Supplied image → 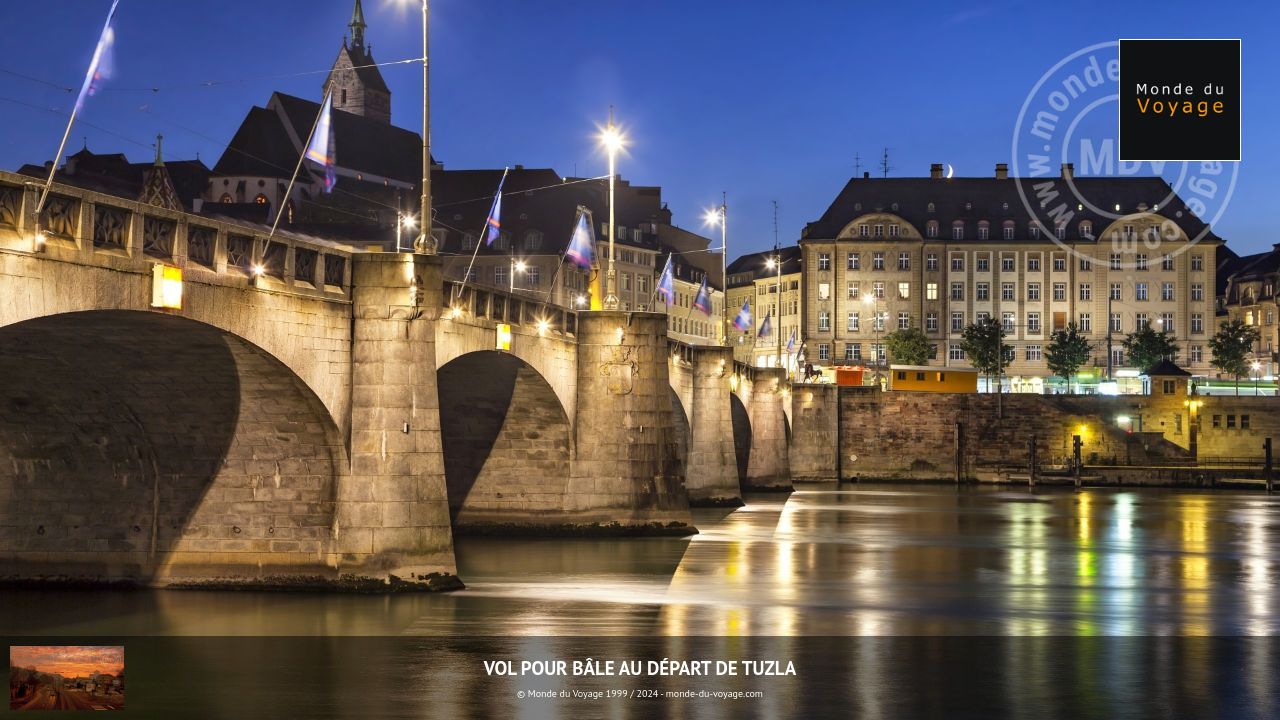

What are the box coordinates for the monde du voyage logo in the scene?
[1120,39,1241,162]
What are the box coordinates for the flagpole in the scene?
[269,87,333,241]
[35,0,120,219]
[457,167,508,305]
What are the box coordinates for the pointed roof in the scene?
[1142,359,1191,377]
[349,0,367,49]
[138,135,184,211]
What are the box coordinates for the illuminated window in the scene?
[254,194,268,204]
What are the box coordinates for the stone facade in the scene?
[670,345,741,505]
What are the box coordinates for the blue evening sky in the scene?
[2,1,1276,255]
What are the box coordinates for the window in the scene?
[847,252,860,270]
[1053,257,1066,272]
[977,283,990,301]
[1053,283,1066,301]
[1080,257,1092,271]
[1028,283,1041,301]
[527,266,541,286]
[1056,224,1067,240]
[927,221,939,238]
[1003,225,1015,240]
[1002,257,1015,272]
[977,312,991,324]
[898,282,910,300]
[1137,312,1149,329]
[817,252,831,271]
[874,281,885,299]
[1212,414,1222,428]
[889,224,900,237]
[1227,415,1236,429]
[1110,313,1122,333]
[1078,313,1092,332]
[495,266,508,286]
[873,252,885,271]
[1163,379,1176,395]
[1136,253,1148,271]
[847,312,860,332]
[1191,310,1204,332]
[621,273,631,292]
[638,275,649,295]
[1162,282,1174,301]
[952,222,965,240]
[1191,283,1204,301]
[1242,415,1251,429]
[978,257,990,272]
[1026,345,1042,361]
[1029,225,1041,240]
[951,312,964,332]
[1079,221,1093,238]
[818,311,830,331]
[1110,253,1122,270]
[1079,283,1091,301]
[819,343,830,361]
[949,344,967,361]
[951,256,964,271]
[926,312,939,331]
[847,281,860,299]
[1191,345,1203,363]
[872,344,886,363]
[874,224,884,237]
[873,313,886,332]
[1191,255,1204,271]
[1135,282,1148,301]
[1028,257,1041,271]
[1002,283,1015,301]
[927,253,939,270]
[859,225,870,238]
[845,343,861,361]
[1002,312,1015,332]
[1160,312,1174,333]
[1162,255,1175,271]
[978,224,990,240]
[926,283,938,300]
[1110,283,1122,301]
[898,312,910,329]
[818,282,831,300]
[951,283,964,300]
[1112,348,1126,367]
[1027,313,1041,333]
[898,252,910,270]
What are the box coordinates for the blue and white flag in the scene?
[656,256,674,306]
[732,301,752,332]
[304,93,336,193]
[566,210,595,269]
[757,310,772,339]
[692,276,712,315]
[483,174,506,245]
[786,329,796,352]
[74,0,121,113]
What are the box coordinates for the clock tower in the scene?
[323,0,392,124]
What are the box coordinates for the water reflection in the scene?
[4,485,1280,638]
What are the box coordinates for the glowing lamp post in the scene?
[599,116,626,311]
[704,201,727,344]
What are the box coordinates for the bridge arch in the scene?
[436,350,572,530]
[730,393,752,485]
[0,310,346,583]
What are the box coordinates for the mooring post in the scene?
[1073,434,1083,489]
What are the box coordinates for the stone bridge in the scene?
[0,172,790,591]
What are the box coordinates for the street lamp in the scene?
[511,259,526,293]
[704,200,728,344]
[392,0,434,251]
[1252,360,1262,396]
[598,113,626,311]
[766,255,783,371]
[862,292,883,386]
[396,212,417,252]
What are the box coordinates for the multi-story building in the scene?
[725,247,802,370]
[1219,243,1280,379]
[799,163,1224,391]
[659,249,724,346]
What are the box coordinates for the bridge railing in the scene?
[443,279,577,336]
[0,171,354,300]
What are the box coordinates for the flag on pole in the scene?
[566,210,595,269]
[656,256,674,306]
[732,301,752,332]
[304,93,336,193]
[483,174,506,245]
[692,276,712,315]
[757,310,772,339]
[74,0,121,113]
[786,329,796,353]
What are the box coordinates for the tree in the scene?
[1209,318,1261,395]
[960,318,1012,384]
[1122,324,1179,373]
[884,327,931,366]
[1045,322,1093,391]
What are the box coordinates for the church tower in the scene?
[323,0,392,123]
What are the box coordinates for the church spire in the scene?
[349,0,367,49]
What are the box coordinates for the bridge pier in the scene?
[338,254,460,589]
[563,312,694,534]
[745,368,793,492]
[683,346,742,506]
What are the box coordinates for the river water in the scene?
[6,484,1280,718]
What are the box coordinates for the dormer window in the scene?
[926,220,938,238]
[952,221,964,240]
[1079,220,1093,238]
[927,202,936,213]
[1002,220,1015,240]
[977,221,990,240]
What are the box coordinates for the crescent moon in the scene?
[945,164,954,179]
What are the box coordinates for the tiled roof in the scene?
[726,246,802,287]
[15,147,210,211]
